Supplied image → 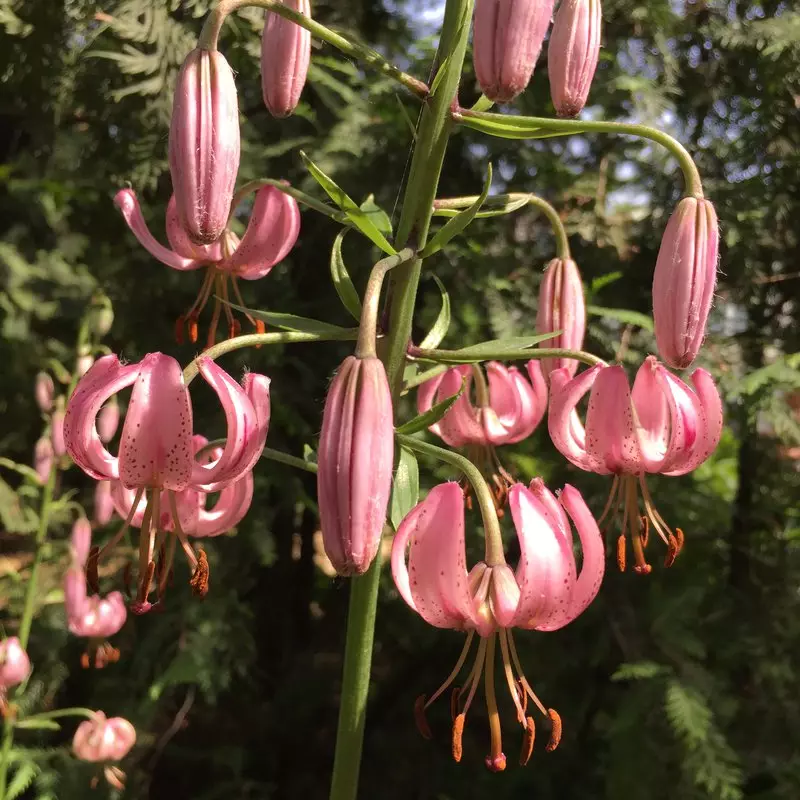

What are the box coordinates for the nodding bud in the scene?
[34,437,54,483]
[548,0,602,118]
[71,517,92,567]
[51,408,66,457]
[169,48,240,244]
[97,400,120,443]
[0,637,31,689]
[473,0,555,103]
[535,257,586,379]
[94,480,115,526]
[317,356,394,576]
[87,295,115,338]
[652,196,719,369]
[35,372,54,412]
[77,353,94,377]
[261,0,311,118]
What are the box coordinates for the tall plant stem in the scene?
[328,2,474,799]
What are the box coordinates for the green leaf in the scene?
[419,275,451,350]
[587,305,654,332]
[429,55,450,95]
[329,230,362,321]
[6,761,38,800]
[395,95,418,141]
[395,378,464,436]
[359,195,393,237]
[302,444,317,465]
[0,458,42,485]
[14,719,61,731]
[223,302,357,336]
[433,195,530,219]
[588,271,623,295]
[470,94,495,112]
[420,164,492,257]
[390,447,419,530]
[458,114,583,140]
[450,332,560,358]
[611,661,668,682]
[299,152,397,254]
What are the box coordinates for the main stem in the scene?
[328,2,473,798]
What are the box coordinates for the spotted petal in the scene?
[192,470,254,537]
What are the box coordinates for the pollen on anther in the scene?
[664,533,679,568]
[545,709,562,752]
[414,695,432,739]
[675,527,685,554]
[520,716,535,765]
[451,713,465,763]
[190,549,209,598]
[639,515,650,548]
[616,535,626,572]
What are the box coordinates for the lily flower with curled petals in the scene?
[392,480,604,771]
[114,186,300,347]
[64,518,126,668]
[72,711,136,763]
[64,352,269,611]
[548,355,723,573]
[417,361,547,507]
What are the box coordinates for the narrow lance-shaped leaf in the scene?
[329,230,362,321]
[420,164,493,257]
[456,114,584,140]
[587,305,654,332]
[419,275,451,350]
[359,195,393,236]
[299,151,397,254]
[390,446,419,530]
[223,300,357,336]
[395,378,465,435]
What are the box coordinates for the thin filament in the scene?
[498,629,526,724]
[425,631,475,709]
[506,630,548,718]
[98,485,145,560]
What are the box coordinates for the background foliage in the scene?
[1,0,799,798]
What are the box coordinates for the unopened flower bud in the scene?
[72,713,136,762]
[652,196,719,369]
[318,356,394,576]
[51,408,66,457]
[535,257,586,379]
[71,517,92,567]
[87,295,115,338]
[261,0,311,118]
[35,372,54,412]
[34,437,54,483]
[97,399,120,443]
[94,481,115,526]
[548,0,602,118]
[77,353,94,377]
[0,637,31,689]
[169,48,240,244]
[473,0,555,103]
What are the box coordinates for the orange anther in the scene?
[190,549,209,598]
[664,533,679,568]
[188,314,199,344]
[414,695,432,740]
[452,713,465,763]
[520,716,535,765]
[174,316,186,345]
[639,515,650,548]
[675,527,685,554]
[616,534,626,572]
[545,708,562,752]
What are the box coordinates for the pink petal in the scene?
[504,364,547,444]
[508,483,576,630]
[536,484,605,631]
[437,368,483,447]
[416,369,447,437]
[110,481,148,527]
[193,470,254,537]
[391,483,481,631]
[64,355,139,481]
[547,364,604,472]
[118,353,194,491]
[93,480,115,526]
[70,517,92,568]
[166,195,222,261]
[114,189,204,271]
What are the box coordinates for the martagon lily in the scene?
[392,479,604,770]
[64,352,269,612]
[115,186,300,346]
[548,355,723,573]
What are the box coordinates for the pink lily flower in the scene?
[115,186,300,347]
[0,637,31,690]
[94,480,115,526]
[34,436,54,484]
[548,355,723,572]
[391,480,604,770]
[35,371,54,412]
[64,352,270,611]
[72,712,136,763]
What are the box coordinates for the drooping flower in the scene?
[391,480,604,769]
[548,356,723,572]
[169,48,240,244]
[97,400,120,444]
[64,352,270,611]
[417,361,547,506]
[261,0,311,117]
[652,196,719,369]
[535,257,587,379]
[35,372,54,412]
[473,0,555,103]
[115,187,300,346]
[317,356,394,576]
[548,0,602,118]
[34,437,54,484]
[94,480,115,526]
[72,712,136,763]
[0,637,31,690]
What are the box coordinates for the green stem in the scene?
[403,364,449,391]
[182,329,358,384]
[328,3,473,798]
[199,0,428,97]
[457,109,704,197]
[260,447,318,474]
[231,179,347,223]
[17,707,96,724]
[412,346,606,366]
[395,434,504,565]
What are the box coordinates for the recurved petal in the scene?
[114,189,204,271]
[193,470,254,537]
[437,368,483,447]
[165,195,222,261]
[391,483,480,630]
[416,369,447,437]
[64,355,139,481]
[110,481,149,528]
[508,483,576,630]
[118,354,194,491]
[504,364,547,444]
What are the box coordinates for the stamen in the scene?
[414,695,432,739]
[232,319,242,337]
[190,549,209,598]
[664,533,679,568]
[188,314,199,344]
[205,281,223,350]
[255,319,266,335]
[626,477,652,575]
[616,534,626,572]
[174,316,186,345]
[87,546,100,593]
[638,475,672,545]
[675,527,685,554]
[451,713,465,763]
[498,629,526,724]
[639,515,650,549]
[450,687,461,720]
[519,716,535,765]
[230,277,259,332]
[545,708,562,752]
[485,752,506,772]
[517,679,528,717]
[506,631,548,718]
[157,530,177,598]
[137,560,155,605]
[425,631,475,709]
[597,475,621,528]
[99,486,145,561]
[460,637,488,717]
[484,633,505,772]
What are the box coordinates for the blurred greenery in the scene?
[1,0,799,798]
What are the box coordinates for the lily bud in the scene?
[261,0,311,118]
[535,257,586,379]
[97,399,120,443]
[34,437,54,483]
[77,352,94,377]
[94,480,115,526]
[652,196,719,369]
[169,48,240,244]
[548,0,602,118]
[87,295,115,338]
[473,0,555,103]
[51,407,66,457]
[35,372,54,412]
[0,637,31,689]
[317,356,394,576]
